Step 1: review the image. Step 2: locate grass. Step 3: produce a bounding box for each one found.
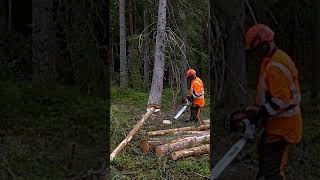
[110,86,210,179]
[0,81,107,179]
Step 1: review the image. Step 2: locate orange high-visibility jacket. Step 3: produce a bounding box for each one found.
[256,49,303,144]
[190,77,205,107]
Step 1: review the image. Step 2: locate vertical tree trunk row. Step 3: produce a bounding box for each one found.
[119,0,128,88]
[143,8,150,90]
[148,0,167,107]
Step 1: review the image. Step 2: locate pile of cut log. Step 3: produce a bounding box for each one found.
[140,123,210,160]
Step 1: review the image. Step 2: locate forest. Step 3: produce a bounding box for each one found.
[0,0,319,179]
[110,0,210,179]
[110,0,320,179]
[0,0,108,179]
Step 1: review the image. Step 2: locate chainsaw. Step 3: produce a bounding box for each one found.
[210,107,259,180]
[174,98,191,120]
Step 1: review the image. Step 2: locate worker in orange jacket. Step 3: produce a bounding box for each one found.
[183,69,205,125]
[245,24,303,180]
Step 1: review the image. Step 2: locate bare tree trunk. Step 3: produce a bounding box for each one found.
[140,131,209,154]
[180,36,188,96]
[8,0,11,32]
[171,144,210,160]
[147,124,210,136]
[180,9,188,96]
[311,0,320,98]
[32,0,51,86]
[110,107,155,161]
[155,134,210,156]
[119,0,128,88]
[143,8,150,89]
[0,0,8,34]
[215,0,247,112]
[148,0,167,107]
[129,0,134,36]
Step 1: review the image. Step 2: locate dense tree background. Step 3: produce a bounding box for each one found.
[0,0,108,179]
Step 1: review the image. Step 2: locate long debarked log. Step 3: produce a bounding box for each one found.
[140,131,210,154]
[171,144,210,160]
[147,124,210,136]
[110,107,155,161]
[155,134,210,156]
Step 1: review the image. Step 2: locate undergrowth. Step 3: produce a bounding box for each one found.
[0,81,107,179]
[110,86,210,179]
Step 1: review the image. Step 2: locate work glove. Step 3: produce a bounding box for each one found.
[186,95,193,101]
[182,96,193,103]
[245,106,259,125]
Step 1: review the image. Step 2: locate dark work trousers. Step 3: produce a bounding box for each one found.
[256,135,289,180]
[190,105,200,122]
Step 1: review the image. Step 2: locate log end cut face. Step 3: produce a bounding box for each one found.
[155,146,164,156]
[140,140,150,154]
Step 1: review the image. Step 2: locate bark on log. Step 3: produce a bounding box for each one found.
[140,131,209,154]
[171,144,210,160]
[155,134,210,156]
[147,124,210,136]
[110,107,155,161]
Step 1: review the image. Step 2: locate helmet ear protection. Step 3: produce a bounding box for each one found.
[256,41,271,55]
[249,35,271,56]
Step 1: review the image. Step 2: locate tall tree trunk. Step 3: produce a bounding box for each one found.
[32,0,52,86]
[215,0,247,112]
[180,35,188,96]
[119,0,128,88]
[0,0,8,34]
[147,0,167,107]
[311,0,320,98]
[8,0,11,32]
[128,0,134,35]
[180,7,188,96]
[143,8,150,89]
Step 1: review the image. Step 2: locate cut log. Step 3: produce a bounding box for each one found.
[110,107,155,161]
[147,124,210,136]
[171,144,210,160]
[155,134,210,156]
[140,131,209,154]
[140,139,166,154]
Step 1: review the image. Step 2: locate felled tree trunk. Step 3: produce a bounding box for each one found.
[140,131,209,154]
[147,0,167,107]
[147,124,210,136]
[110,107,155,161]
[155,134,210,156]
[171,144,210,160]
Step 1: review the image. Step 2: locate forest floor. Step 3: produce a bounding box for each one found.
[0,81,107,180]
[110,86,210,179]
[212,90,320,180]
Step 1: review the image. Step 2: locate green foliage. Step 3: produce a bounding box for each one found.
[174,156,210,177]
[110,87,210,179]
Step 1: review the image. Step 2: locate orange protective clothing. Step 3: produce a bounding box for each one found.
[189,77,205,108]
[256,49,303,144]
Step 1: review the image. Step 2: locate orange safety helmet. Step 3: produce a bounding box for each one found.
[186,68,196,78]
[245,24,274,50]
